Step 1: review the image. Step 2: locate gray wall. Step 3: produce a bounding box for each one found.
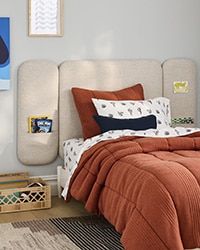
[0,0,200,176]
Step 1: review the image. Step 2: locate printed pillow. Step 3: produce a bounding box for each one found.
[93,115,157,133]
[72,84,144,139]
[92,97,171,129]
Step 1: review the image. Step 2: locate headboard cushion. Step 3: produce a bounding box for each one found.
[72,83,144,139]
[163,59,196,127]
[18,60,59,165]
[59,60,162,158]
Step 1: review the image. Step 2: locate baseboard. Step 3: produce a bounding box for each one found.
[31,174,58,196]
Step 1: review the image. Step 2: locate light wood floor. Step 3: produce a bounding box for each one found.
[0,196,89,223]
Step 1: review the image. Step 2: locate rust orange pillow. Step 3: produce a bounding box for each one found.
[71,84,144,139]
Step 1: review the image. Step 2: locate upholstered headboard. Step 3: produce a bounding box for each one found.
[17,59,197,165]
[163,59,197,126]
[18,60,59,165]
[59,60,162,158]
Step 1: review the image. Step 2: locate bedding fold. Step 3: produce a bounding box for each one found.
[68,134,200,250]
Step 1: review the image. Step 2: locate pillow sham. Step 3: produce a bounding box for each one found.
[92,97,171,129]
[93,115,157,133]
[72,84,144,139]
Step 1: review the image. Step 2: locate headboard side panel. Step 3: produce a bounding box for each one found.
[18,60,59,165]
[163,59,197,127]
[59,60,162,158]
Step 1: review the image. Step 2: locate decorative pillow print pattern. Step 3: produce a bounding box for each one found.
[92,97,171,129]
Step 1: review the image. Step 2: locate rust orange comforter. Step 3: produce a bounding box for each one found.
[68,134,200,250]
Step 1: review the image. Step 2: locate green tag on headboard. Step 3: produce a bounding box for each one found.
[171,117,194,126]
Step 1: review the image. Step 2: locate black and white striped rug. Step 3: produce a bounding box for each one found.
[0,216,123,250]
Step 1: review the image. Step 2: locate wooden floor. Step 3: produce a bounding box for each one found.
[0,196,89,223]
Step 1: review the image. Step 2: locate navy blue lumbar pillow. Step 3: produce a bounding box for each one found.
[93,115,157,133]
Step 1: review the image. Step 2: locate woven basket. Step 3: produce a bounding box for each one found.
[0,173,51,213]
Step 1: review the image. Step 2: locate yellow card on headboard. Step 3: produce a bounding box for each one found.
[173,81,189,93]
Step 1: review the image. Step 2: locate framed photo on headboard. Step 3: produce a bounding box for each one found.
[28,0,64,37]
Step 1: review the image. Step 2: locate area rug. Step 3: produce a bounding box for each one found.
[0,215,123,250]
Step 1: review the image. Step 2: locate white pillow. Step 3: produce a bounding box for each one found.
[92,97,171,129]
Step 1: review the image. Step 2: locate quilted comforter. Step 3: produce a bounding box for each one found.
[68,134,200,250]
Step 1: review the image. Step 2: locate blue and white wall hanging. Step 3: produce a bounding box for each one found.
[0,17,10,90]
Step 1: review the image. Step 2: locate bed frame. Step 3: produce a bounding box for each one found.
[57,59,163,196]
[55,59,197,197]
[16,58,199,250]
[17,59,197,198]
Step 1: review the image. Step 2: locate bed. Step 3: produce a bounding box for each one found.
[56,60,200,250]
[17,59,200,249]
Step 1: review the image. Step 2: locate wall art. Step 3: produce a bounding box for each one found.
[28,0,64,36]
[0,17,10,90]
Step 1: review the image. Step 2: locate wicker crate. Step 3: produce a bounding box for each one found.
[0,173,51,213]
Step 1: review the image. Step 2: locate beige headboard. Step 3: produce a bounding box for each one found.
[17,59,197,164]
[59,60,162,158]
[18,60,59,165]
[163,59,196,127]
